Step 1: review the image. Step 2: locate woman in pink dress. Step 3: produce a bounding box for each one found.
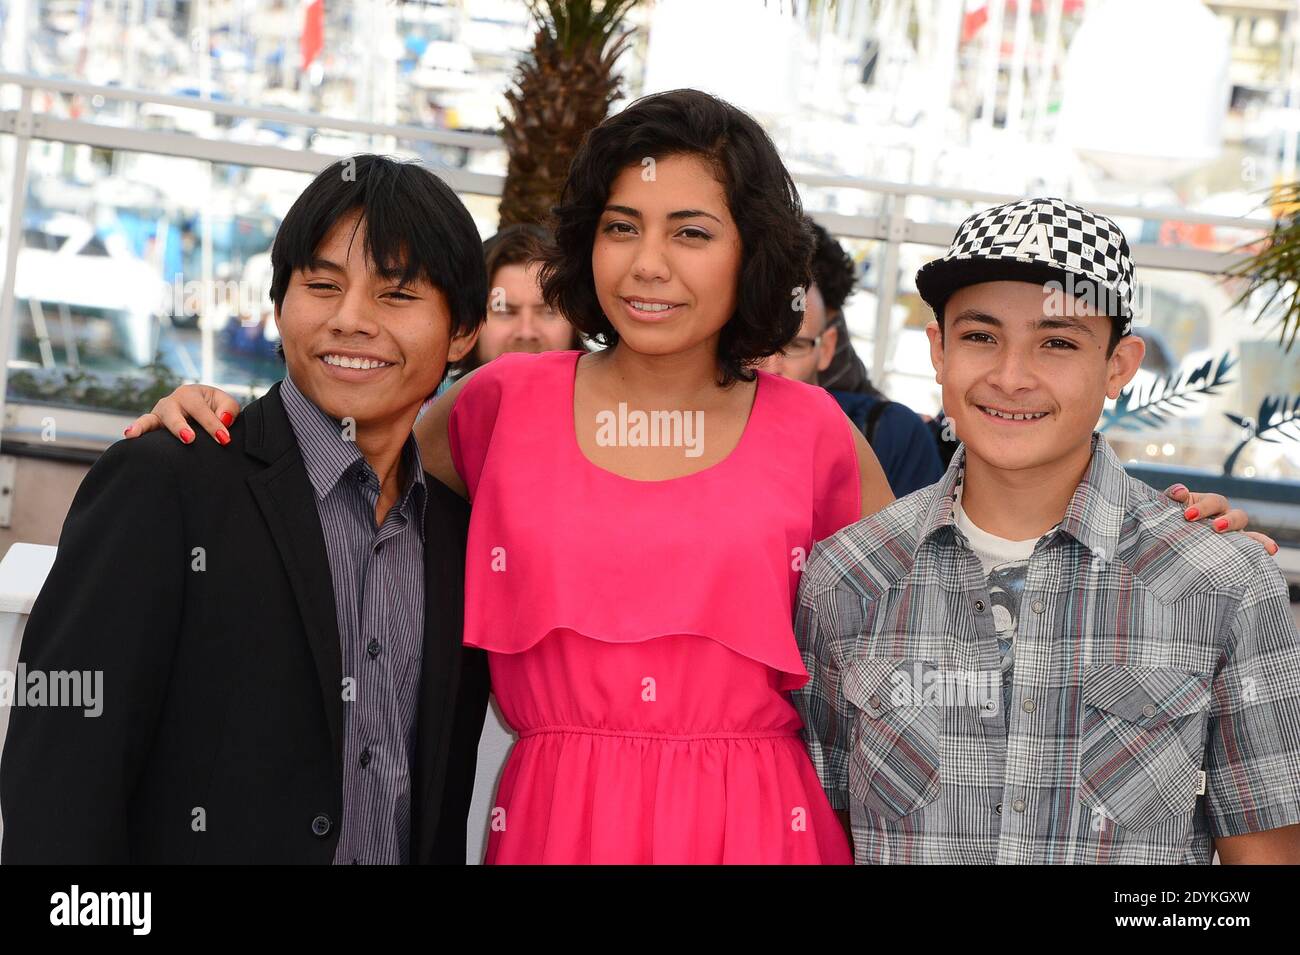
[127,90,1267,864]
[446,346,868,862]
[423,89,892,862]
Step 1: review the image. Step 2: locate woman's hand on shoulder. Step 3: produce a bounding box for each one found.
[124,384,241,446]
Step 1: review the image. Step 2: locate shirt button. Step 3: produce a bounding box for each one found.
[310,814,332,837]
[355,470,368,483]
[367,639,381,659]
[995,802,1003,815]
[374,542,384,554]
[867,694,882,710]
[1142,703,1156,719]
[359,747,372,768]
[974,599,986,613]
[1031,600,1045,614]
[1022,698,1036,713]
[1012,799,1026,813]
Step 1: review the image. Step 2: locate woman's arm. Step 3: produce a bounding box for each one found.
[119,378,1278,557]
[415,370,479,499]
[848,421,895,520]
[122,370,484,504]
[1215,823,1300,863]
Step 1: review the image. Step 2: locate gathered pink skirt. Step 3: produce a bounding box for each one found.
[482,629,852,865]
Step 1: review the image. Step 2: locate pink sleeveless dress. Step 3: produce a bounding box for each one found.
[448,350,858,864]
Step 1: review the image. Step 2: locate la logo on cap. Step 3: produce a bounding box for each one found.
[989,204,1053,260]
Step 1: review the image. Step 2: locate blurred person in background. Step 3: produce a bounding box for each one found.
[759,218,942,496]
[452,223,583,375]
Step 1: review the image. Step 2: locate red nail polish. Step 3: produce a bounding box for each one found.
[180,427,194,444]
[215,429,230,446]
[1184,507,1199,520]
[1214,518,1228,531]
[219,411,233,427]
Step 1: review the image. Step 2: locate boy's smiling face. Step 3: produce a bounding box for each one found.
[274,210,471,430]
[927,280,1145,475]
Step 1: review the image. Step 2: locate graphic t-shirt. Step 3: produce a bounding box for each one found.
[953,492,1047,725]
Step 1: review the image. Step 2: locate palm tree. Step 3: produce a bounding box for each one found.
[1231,181,1300,352]
[496,0,854,227]
[496,0,640,227]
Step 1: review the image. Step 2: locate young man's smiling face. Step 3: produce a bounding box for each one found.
[926,280,1145,475]
[275,209,471,430]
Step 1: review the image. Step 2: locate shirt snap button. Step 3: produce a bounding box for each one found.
[1142,703,1156,719]
[974,599,986,613]
[1031,600,1045,614]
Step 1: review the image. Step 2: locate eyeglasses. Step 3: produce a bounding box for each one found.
[487,306,563,322]
[780,335,821,358]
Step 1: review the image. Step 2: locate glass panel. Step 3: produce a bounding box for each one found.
[1105,268,1300,482]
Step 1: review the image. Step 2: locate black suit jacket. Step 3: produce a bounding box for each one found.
[0,383,489,863]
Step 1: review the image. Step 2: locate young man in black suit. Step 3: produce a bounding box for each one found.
[0,155,490,864]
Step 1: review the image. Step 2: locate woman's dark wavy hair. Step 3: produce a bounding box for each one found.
[540,89,813,386]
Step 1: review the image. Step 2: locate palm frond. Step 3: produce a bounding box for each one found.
[1100,352,1236,433]
[1223,393,1300,475]
[526,0,640,55]
[1226,182,1300,353]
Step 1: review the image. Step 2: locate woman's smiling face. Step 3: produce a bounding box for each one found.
[591,153,743,360]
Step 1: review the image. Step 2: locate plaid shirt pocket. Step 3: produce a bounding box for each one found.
[1079,665,1212,833]
[844,657,943,823]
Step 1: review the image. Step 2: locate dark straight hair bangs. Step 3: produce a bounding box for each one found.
[540,89,813,386]
[270,154,488,340]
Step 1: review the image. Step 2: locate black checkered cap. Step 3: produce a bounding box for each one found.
[915,197,1135,335]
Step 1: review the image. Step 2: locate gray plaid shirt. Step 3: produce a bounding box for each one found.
[793,434,1300,864]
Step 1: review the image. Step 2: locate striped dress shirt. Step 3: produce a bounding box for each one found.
[280,374,428,865]
[793,433,1300,864]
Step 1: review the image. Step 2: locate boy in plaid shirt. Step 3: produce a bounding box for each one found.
[793,197,1300,864]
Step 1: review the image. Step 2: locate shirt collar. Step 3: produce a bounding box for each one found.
[1055,432,1127,562]
[919,432,1126,563]
[279,374,428,538]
